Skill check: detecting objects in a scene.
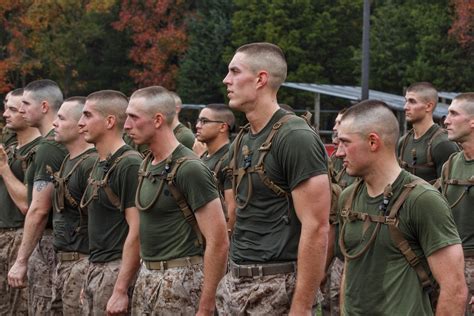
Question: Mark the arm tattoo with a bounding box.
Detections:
[34,180,49,192]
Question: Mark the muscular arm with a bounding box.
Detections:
[106,206,141,315]
[194,197,229,315]
[427,244,467,316]
[224,188,236,235]
[0,145,28,213]
[8,180,52,287]
[290,174,331,315]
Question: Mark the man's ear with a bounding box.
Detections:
[41,101,49,114]
[256,70,269,89]
[105,115,117,129]
[367,132,381,151]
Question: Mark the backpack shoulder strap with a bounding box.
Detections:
[166,156,205,247]
[426,126,447,166]
[386,178,433,289]
[398,129,413,165]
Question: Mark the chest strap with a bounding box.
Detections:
[339,178,432,289]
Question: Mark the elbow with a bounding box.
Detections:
[19,203,29,215]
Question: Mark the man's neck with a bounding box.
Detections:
[149,129,180,164]
[245,98,280,134]
[95,134,126,160]
[412,118,434,139]
[363,155,402,197]
[66,140,94,159]
[205,137,229,156]
[16,127,41,147]
[171,117,180,130]
[462,140,474,161]
[38,116,55,136]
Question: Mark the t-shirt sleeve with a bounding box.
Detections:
[407,189,461,257]
[432,141,459,178]
[33,142,67,182]
[275,126,328,191]
[177,160,220,212]
[114,155,141,211]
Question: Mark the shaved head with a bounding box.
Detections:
[406,82,438,109]
[452,92,474,117]
[130,86,176,125]
[341,100,400,149]
[86,90,129,129]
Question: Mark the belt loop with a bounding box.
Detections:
[258,265,263,277]
[160,261,166,271]
[186,257,192,267]
[247,266,252,277]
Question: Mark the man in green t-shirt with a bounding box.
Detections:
[441,92,474,314]
[398,82,459,183]
[0,88,41,314]
[217,42,330,315]
[195,103,236,234]
[8,79,68,315]
[49,96,97,314]
[169,91,195,149]
[77,90,141,315]
[124,86,228,315]
[334,99,466,315]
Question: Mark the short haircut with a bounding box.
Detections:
[406,82,438,108]
[205,103,236,132]
[10,88,24,97]
[341,100,400,149]
[236,42,287,90]
[338,107,348,116]
[453,92,474,117]
[87,90,129,130]
[24,79,63,111]
[130,86,176,125]
[64,96,86,121]
[169,91,182,108]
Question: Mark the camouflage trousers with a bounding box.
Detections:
[51,255,89,315]
[28,230,58,316]
[465,256,474,316]
[131,262,204,315]
[321,257,343,316]
[216,268,322,315]
[82,259,133,316]
[0,228,28,315]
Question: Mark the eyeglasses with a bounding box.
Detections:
[196,118,225,125]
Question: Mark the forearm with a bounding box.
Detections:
[291,222,329,310]
[1,167,28,214]
[113,232,140,294]
[16,207,48,263]
[435,282,467,316]
[199,240,228,311]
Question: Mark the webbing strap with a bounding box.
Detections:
[440,153,474,208]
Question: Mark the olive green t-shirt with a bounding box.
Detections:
[338,170,461,315]
[441,151,474,252]
[24,130,68,229]
[137,144,219,261]
[200,143,231,193]
[174,123,195,150]
[0,136,41,228]
[52,148,97,254]
[229,109,328,264]
[1,127,17,147]
[398,124,459,183]
[82,145,141,263]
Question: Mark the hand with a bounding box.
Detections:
[106,290,129,315]
[193,140,207,157]
[470,295,474,313]
[0,145,8,174]
[8,261,28,288]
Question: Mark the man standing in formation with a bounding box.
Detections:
[0,88,41,314]
[441,92,474,314]
[124,86,228,314]
[398,82,459,183]
[50,97,97,314]
[195,103,236,233]
[78,90,141,315]
[335,100,466,315]
[217,42,330,314]
[9,79,68,315]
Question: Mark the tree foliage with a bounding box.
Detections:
[177,0,233,104]
[113,0,192,90]
[449,0,474,51]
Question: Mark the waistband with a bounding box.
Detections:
[57,251,88,262]
[229,260,296,278]
[464,249,474,258]
[144,255,203,271]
